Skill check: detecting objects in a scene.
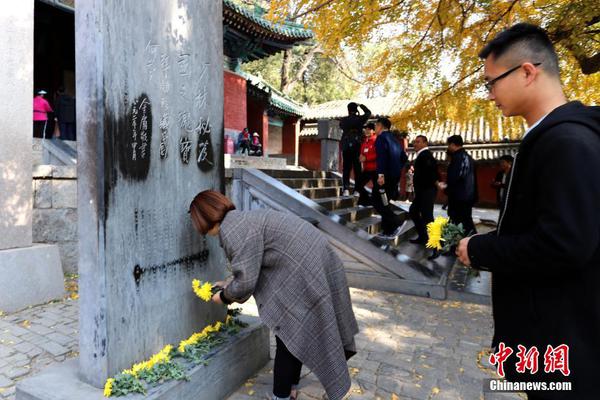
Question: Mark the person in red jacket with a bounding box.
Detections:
[356,123,377,206]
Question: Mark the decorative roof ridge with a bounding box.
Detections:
[241,72,306,116]
[223,0,314,40]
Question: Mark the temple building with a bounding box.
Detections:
[33,0,311,164]
[299,94,521,207]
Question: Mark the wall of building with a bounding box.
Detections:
[268,123,283,154]
[32,165,78,273]
[223,70,247,138]
[247,100,269,152]
[282,118,298,156]
[299,138,321,170]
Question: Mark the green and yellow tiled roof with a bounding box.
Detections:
[223,0,313,41]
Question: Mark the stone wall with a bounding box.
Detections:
[32,165,78,274]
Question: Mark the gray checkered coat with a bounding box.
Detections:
[220,210,359,400]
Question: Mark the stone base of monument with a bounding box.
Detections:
[16,318,270,400]
[0,244,64,313]
[225,154,288,170]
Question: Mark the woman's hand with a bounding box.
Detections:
[211,291,224,304]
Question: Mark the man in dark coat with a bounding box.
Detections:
[54,87,76,141]
[444,135,477,235]
[491,155,513,207]
[339,102,371,196]
[409,135,438,244]
[373,117,408,239]
[457,23,600,399]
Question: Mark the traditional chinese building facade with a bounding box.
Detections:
[223,0,310,164]
[300,94,522,207]
[34,0,310,164]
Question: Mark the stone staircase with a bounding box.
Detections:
[254,169,491,303]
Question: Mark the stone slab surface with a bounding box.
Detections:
[76,0,225,387]
[225,155,287,170]
[0,244,64,313]
[16,320,269,400]
[0,1,33,250]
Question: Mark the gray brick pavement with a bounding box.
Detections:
[0,285,524,400]
[228,289,524,400]
[0,299,78,399]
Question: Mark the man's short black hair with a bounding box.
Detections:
[347,102,358,114]
[376,117,391,130]
[415,135,428,144]
[499,155,514,163]
[364,122,375,130]
[478,23,560,77]
[447,135,464,146]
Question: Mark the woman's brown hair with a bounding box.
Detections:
[189,190,236,234]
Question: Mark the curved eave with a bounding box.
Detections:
[223,1,313,44]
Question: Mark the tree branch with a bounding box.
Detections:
[402,65,483,117]
[281,45,323,93]
[483,0,520,43]
[290,0,337,19]
[328,56,366,84]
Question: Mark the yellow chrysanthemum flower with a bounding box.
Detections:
[192,279,213,302]
[426,216,449,250]
[178,320,225,353]
[103,378,114,397]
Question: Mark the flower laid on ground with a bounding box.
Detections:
[104,309,247,397]
[103,378,114,397]
[178,321,223,353]
[192,279,213,302]
[426,217,465,252]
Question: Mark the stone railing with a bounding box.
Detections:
[32,165,78,273]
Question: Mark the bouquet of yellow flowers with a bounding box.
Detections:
[425,216,465,252]
[192,279,216,302]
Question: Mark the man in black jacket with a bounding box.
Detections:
[373,117,407,239]
[491,155,513,207]
[444,135,477,235]
[339,102,371,196]
[457,23,600,399]
[409,135,438,244]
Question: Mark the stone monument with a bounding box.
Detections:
[17,1,268,399]
[318,119,342,171]
[0,0,64,313]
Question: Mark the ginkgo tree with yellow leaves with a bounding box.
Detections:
[267,0,600,138]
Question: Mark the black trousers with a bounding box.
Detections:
[355,170,377,206]
[59,122,76,141]
[239,140,250,155]
[409,187,436,241]
[372,175,402,235]
[342,147,361,192]
[33,120,48,138]
[273,336,302,398]
[447,200,477,235]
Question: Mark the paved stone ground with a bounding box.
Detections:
[228,290,523,400]
[0,275,523,400]
[0,299,78,399]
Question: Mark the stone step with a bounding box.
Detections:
[313,195,358,211]
[296,186,342,199]
[263,169,331,179]
[279,178,342,189]
[332,206,374,222]
[352,215,382,235]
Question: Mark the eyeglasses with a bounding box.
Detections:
[484,62,541,92]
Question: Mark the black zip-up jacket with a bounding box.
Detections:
[339,105,371,151]
[445,148,477,205]
[468,101,600,399]
[413,149,438,193]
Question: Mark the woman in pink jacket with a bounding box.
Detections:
[33,90,53,138]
